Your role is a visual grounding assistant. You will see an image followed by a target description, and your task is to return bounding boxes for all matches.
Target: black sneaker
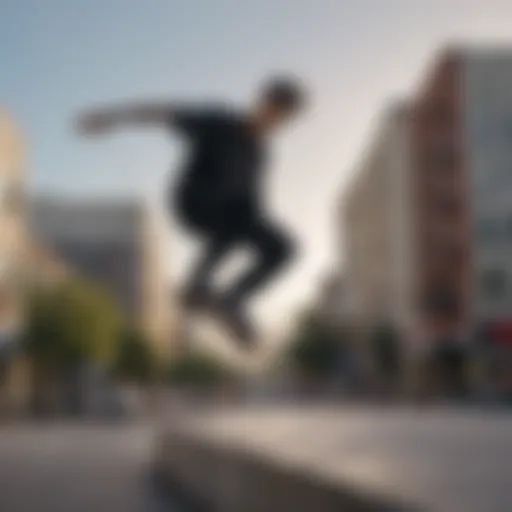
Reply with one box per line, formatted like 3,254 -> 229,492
214,299 -> 258,351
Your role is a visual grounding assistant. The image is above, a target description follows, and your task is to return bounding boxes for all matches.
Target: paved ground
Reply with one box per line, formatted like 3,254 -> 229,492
0,421 -> 179,512
174,405 -> 512,511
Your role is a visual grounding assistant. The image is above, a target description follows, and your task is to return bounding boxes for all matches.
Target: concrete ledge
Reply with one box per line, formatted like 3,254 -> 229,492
153,406 -> 512,511
153,426 -> 419,512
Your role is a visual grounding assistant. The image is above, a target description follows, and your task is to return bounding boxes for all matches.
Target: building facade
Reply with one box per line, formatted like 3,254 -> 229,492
342,102 -> 412,333
0,112 -> 27,351
343,47 -> 512,350
0,111 -> 30,415
29,198 -> 172,354
464,51 -> 512,337
411,48 -> 512,346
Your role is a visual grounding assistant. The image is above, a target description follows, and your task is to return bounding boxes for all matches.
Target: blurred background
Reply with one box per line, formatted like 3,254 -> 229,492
2,1 -> 512,511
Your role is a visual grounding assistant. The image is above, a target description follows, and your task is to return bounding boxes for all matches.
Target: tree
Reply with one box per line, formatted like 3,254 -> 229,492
368,324 -> 402,379
287,311 -> 342,378
25,278 -> 123,369
367,325 -> 404,399
113,327 -> 157,384
166,349 -> 235,388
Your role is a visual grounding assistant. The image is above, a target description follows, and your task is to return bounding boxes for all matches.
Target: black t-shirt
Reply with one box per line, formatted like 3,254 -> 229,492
170,107 -> 266,209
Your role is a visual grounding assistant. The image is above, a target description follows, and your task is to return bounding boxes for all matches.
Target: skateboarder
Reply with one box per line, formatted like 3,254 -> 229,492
76,76 -> 306,349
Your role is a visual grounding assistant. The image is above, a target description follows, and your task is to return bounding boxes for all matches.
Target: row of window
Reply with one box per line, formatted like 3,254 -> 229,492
422,98 -> 458,171
422,128 -> 464,319
431,195 -> 462,216
477,218 -> 512,244
422,268 -> 512,322
481,268 -> 509,299
470,119 -> 512,146
423,103 -> 455,128
425,147 -> 458,172
422,285 -> 461,318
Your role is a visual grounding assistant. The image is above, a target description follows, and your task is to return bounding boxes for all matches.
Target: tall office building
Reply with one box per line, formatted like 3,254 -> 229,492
342,102 -> 411,334
29,198 -> 172,354
343,47 -> 512,349
410,47 -> 512,346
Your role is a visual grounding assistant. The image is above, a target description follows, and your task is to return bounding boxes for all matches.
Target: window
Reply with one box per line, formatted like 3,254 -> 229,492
505,216 -> 512,240
477,219 -> 499,244
435,194 -> 461,216
481,268 -> 508,299
477,218 -> 512,245
430,242 -> 465,266
423,284 -> 461,318
427,146 -> 458,172
428,104 -> 454,127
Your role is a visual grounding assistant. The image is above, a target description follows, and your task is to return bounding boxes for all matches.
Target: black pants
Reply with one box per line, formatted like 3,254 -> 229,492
176,192 -> 295,306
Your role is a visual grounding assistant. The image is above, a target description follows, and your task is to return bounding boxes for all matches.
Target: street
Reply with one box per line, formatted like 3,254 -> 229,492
0,421 -> 179,512
1,407 -> 511,512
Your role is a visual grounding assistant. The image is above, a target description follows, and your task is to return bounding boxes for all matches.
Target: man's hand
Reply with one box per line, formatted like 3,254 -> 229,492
75,110 -> 117,137
75,102 -> 173,137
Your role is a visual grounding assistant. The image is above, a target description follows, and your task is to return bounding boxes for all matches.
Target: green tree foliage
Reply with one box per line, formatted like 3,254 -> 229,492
113,327 -> 157,384
166,349 -> 235,388
287,312 -> 341,377
369,324 -> 402,378
25,278 -> 123,369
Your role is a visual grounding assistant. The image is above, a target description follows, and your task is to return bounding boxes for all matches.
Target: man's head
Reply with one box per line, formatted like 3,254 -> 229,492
253,75 -> 307,132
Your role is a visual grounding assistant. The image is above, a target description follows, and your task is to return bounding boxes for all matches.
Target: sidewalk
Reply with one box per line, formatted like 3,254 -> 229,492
154,404 -> 512,511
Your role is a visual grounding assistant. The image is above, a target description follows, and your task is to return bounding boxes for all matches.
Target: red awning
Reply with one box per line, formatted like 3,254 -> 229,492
487,322 -> 512,345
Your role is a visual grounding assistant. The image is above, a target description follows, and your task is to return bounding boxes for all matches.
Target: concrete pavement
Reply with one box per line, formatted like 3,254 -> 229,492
156,405 -> 512,511
0,421 -> 179,512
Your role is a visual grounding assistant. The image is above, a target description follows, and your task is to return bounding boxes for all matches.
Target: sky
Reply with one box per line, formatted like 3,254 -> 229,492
3,0 -> 512,334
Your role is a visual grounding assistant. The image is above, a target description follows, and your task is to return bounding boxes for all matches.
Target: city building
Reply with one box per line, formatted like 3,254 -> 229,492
0,111 -> 30,415
0,111 -> 27,349
28,197 -> 172,355
26,238 -> 72,286
341,102 -> 411,336
342,46 -> 512,352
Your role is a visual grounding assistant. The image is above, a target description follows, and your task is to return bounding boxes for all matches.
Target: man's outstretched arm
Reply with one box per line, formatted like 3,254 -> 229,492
75,102 -> 174,136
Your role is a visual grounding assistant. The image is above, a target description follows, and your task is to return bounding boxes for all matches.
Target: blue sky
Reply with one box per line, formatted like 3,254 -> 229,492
3,0 -> 512,332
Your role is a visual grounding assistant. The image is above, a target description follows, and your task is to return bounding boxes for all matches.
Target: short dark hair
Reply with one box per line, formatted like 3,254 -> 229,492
261,76 -> 307,112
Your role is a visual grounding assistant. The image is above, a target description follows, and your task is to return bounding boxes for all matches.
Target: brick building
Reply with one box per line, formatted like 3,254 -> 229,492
342,46 -> 512,353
